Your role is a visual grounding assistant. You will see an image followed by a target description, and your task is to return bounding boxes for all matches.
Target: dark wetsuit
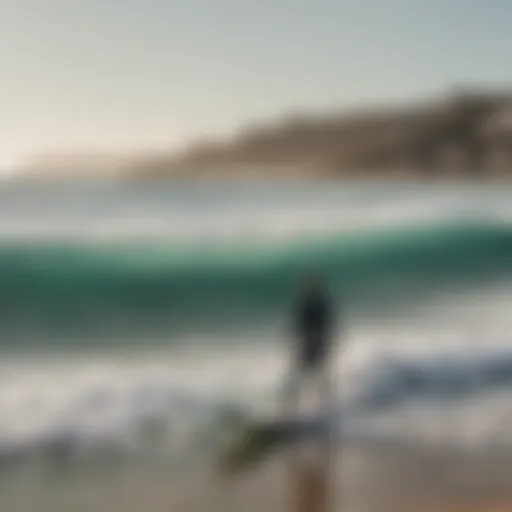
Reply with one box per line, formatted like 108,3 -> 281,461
293,289 -> 333,370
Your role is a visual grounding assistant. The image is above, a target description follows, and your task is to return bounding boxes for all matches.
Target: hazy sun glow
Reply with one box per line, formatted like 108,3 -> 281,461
0,152 -> 22,172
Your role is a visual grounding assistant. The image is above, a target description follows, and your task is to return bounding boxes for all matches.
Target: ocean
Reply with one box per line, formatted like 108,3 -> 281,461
2,179 -> 512,510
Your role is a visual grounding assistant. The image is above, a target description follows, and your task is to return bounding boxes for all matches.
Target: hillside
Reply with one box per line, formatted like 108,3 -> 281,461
133,88 -> 512,179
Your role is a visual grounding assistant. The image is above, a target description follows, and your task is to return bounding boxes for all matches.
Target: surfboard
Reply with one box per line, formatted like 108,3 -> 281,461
216,414 -> 335,473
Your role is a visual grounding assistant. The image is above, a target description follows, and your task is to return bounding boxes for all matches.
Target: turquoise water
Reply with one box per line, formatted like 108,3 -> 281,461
1,220 -> 512,345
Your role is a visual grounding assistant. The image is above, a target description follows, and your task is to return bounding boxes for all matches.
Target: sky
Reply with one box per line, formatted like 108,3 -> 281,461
1,0 -> 512,168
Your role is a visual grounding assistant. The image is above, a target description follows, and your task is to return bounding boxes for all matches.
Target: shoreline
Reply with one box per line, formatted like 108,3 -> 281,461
3,442 -> 512,511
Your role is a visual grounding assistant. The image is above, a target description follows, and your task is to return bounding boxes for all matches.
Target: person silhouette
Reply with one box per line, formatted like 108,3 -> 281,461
283,273 -> 337,416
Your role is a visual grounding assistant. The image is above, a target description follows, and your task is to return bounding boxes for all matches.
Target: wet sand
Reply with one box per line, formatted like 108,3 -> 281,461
1,443 -> 512,511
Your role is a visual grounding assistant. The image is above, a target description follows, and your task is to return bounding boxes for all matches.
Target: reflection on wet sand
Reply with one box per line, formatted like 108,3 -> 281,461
2,442 -> 512,511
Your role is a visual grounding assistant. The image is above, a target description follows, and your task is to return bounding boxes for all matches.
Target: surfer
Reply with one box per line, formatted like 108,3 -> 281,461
284,273 -> 336,415
217,273 -> 338,489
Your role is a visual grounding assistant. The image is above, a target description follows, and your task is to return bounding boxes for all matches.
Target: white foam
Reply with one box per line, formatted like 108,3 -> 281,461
0,184 -> 506,243
2,320 -> 512,468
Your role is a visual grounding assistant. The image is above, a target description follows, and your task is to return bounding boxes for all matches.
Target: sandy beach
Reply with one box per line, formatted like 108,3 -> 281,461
2,442 -> 512,512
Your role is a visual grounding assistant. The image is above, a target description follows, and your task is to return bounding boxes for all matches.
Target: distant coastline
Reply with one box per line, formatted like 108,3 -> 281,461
18,87 -> 512,180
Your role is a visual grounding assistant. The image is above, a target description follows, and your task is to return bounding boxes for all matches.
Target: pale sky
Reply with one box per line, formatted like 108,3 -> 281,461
1,0 -> 512,168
